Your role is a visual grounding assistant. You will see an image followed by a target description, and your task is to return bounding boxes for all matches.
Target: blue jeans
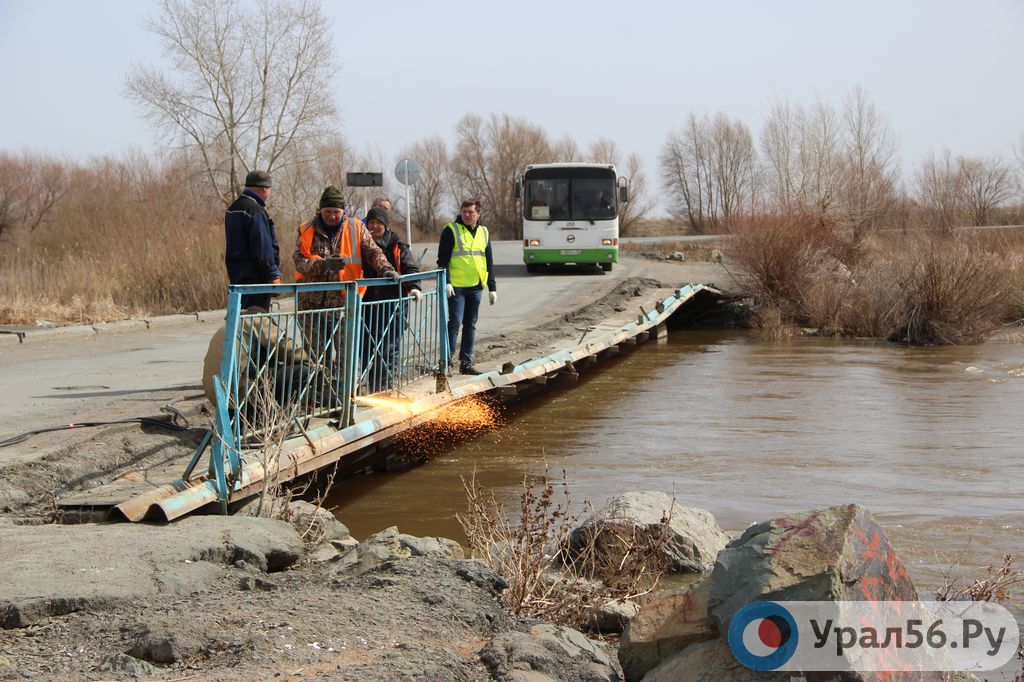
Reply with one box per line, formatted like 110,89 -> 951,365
447,286 -> 482,367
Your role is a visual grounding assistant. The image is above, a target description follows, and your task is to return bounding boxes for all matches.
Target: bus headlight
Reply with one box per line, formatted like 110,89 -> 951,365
602,238 -> 614,246
528,239 -> 541,247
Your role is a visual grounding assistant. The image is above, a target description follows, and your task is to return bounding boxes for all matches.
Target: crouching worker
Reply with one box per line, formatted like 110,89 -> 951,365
202,309 -> 335,432
360,206 -> 422,392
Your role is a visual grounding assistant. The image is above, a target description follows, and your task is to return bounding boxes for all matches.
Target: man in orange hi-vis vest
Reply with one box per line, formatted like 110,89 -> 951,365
293,185 -> 399,371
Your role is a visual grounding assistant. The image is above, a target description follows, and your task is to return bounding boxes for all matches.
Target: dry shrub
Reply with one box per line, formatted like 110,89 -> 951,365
724,207 -> 1021,344
752,304 -> 797,341
458,467 -> 669,629
935,553 -> 1024,604
846,233 -> 1017,344
934,553 -> 1024,681
725,207 -> 855,321
227,373 -> 337,551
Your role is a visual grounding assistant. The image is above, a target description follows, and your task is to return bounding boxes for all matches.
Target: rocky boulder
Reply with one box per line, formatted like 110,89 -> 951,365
618,577 -> 716,681
642,638 -> 790,682
480,623 -> 619,681
569,491 -> 729,573
708,504 -> 919,634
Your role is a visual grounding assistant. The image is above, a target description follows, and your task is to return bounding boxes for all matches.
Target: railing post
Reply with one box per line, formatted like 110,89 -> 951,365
218,289 -> 244,480
438,269 -> 450,372
340,282 -> 361,428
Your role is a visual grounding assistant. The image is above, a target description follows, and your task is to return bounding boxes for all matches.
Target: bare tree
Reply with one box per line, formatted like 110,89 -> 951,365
661,112 -> 754,233
550,134 -> 583,162
839,86 -> 899,239
0,152 -> 71,241
761,98 -> 845,215
270,133 -> 355,226
957,155 -> 1015,226
710,113 -> 756,223
589,139 -> 652,235
452,113 -> 551,239
760,99 -> 800,207
915,149 -> 965,231
661,113 -> 713,232
125,0 -> 338,206
400,136 -> 450,238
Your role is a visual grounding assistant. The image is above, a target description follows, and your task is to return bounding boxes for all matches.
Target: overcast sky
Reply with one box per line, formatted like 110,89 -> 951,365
1,0 -> 1021,214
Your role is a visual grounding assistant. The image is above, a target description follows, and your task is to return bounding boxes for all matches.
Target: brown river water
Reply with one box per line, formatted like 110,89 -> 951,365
328,330 -> 1023,608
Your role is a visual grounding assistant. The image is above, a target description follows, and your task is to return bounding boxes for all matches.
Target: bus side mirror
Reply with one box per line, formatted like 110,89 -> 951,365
618,177 -> 629,203
514,180 -> 522,199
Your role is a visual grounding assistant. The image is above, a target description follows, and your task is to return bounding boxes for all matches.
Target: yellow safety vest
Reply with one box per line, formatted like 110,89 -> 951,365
446,222 -> 489,288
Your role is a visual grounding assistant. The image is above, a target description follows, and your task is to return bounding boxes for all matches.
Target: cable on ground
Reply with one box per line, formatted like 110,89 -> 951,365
0,397 -> 192,448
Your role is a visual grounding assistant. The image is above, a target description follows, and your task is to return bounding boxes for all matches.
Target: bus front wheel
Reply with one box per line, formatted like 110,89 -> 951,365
526,263 -> 539,274
601,262 -> 613,272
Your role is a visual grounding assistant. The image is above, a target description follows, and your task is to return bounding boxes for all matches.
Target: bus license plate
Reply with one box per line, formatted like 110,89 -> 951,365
560,249 -> 582,255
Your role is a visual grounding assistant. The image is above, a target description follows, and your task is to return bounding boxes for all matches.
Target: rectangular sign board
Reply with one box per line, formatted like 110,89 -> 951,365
346,172 -> 384,187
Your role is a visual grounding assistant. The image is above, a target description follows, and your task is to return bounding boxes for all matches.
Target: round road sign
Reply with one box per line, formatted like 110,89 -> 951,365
395,158 -> 422,186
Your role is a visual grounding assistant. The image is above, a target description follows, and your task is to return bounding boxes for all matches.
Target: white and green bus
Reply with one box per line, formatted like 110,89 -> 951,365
517,163 -> 628,273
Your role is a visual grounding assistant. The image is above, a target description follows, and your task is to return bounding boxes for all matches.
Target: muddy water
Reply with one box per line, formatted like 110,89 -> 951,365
328,330 -> 1024,602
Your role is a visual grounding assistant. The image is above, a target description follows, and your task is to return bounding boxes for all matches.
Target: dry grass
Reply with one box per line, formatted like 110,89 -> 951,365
457,466 -> 669,630
0,153 -> 268,324
724,208 -> 1022,345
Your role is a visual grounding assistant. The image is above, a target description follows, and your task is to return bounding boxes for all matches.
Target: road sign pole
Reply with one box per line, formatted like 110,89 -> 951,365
394,158 -> 422,255
405,159 -> 413,253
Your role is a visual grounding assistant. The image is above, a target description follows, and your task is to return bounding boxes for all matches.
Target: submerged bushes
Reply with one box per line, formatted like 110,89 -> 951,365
726,209 -> 1023,344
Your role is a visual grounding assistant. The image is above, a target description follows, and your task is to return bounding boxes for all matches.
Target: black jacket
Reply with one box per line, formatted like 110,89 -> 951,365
362,228 -> 421,302
224,189 -> 280,284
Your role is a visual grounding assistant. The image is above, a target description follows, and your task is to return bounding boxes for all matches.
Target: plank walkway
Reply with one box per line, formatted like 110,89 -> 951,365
57,285 -> 722,522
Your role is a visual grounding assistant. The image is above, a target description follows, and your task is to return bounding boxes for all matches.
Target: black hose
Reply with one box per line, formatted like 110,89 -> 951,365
0,397 -> 192,448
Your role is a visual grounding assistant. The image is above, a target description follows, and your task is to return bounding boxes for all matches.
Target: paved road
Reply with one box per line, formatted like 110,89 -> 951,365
0,241 -> 714,463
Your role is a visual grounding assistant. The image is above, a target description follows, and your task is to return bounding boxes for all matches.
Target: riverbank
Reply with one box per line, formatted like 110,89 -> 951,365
0,258 -> 732,680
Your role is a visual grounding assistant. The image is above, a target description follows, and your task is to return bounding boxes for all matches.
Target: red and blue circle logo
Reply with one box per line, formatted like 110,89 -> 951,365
727,601 -> 799,670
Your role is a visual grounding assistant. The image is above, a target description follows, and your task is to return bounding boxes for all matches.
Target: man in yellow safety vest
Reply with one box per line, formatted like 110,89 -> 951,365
436,198 -> 497,375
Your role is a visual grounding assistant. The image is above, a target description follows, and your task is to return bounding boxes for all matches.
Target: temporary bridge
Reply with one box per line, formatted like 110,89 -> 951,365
56,272 -> 723,523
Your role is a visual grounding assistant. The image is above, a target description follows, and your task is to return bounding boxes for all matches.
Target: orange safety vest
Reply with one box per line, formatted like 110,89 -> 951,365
295,217 -> 367,295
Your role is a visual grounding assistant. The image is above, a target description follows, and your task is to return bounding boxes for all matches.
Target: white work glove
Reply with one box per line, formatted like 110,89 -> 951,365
410,289 -> 423,302
446,283 -> 455,298
386,270 -> 401,282
488,291 -> 497,306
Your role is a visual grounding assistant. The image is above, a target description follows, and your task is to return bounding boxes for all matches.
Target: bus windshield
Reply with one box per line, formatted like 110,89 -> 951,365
523,167 -> 617,222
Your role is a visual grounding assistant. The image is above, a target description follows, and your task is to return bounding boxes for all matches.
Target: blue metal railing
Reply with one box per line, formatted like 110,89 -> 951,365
191,270 -> 450,510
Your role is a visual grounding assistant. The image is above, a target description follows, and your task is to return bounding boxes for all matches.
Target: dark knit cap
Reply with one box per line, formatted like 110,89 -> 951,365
244,170 -> 272,188
319,185 -> 346,209
366,206 -> 389,227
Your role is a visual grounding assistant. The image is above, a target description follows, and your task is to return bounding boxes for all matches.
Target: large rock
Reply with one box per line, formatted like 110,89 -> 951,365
480,623 -> 619,682
569,491 -> 729,573
398,533 -> 465,560
642,638 -> 790,682
287,500 -> 351,544
0,516 -> 302,628
708,504 -> 918,635
618,577 -> 716,681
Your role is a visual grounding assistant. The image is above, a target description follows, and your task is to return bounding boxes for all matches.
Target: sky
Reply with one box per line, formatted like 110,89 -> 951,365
1,0 -> 1022,214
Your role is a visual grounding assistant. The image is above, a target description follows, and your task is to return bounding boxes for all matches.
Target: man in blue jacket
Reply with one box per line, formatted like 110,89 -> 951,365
224,170 -> 281,311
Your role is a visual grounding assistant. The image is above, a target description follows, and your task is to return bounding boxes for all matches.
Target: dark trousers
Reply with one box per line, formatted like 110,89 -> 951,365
447,286 -> 482,367
361,300 -> 406,392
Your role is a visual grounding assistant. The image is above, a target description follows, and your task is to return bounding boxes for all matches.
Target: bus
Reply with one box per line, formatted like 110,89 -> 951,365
517,163 -> 628,273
